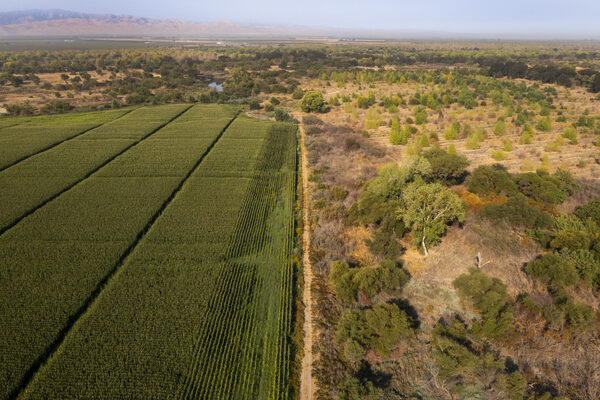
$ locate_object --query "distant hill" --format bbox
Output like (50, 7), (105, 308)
(0, 9), (282, 37)
(0, 9), (104, 25)
(2, 9), (574, 40)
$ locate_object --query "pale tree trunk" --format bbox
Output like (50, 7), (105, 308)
(422, 235), (428, 256)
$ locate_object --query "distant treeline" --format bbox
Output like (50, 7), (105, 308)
(486, 60), (600, 92)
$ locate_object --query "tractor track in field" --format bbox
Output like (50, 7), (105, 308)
(298, 121), (317, 400)
(0, 105), (190, 236)
(0, 108), (135, 174)
(8, 106), (240, 400)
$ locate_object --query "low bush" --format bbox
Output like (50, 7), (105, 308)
(575, 197), (600, 225)
(453, 268), (515, 338)
(525, 253), (579, 289)
(336, 302), (413, 357)
(468, 164), (518, 196)
(422, 147), (469, 184)
(479, 194), (553, 229)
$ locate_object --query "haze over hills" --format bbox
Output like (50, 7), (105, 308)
(0, 9), (599, 40)
(0, 9), (566, 40)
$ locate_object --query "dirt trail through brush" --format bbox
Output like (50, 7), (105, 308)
(298, 121), (316, 400)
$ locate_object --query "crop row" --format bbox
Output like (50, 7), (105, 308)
(0, 105), (239, 400)
(178, 120), (298, 400)
(18, 115), (298, 400)
(0, 104), (190, 231)
(0, 108), (127, 170)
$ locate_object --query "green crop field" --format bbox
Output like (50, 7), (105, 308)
(0, 105), (298, 400)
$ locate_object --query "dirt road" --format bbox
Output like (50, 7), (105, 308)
(299, 122), (316, 400)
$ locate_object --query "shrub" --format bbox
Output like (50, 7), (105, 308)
(526, 253), (579, 289)
(536, 117), (552, 132)
(344, 137), (360, 151)
(575, 197), (600, 225)
(367, 224), (405, 259)
(330, 185), (348, 201)
(479, 194), (553, 229)
(300, 90), (325, 112)
(562, 127), (578, 144)
(336, 303), (413, 356)
(41, 100), (73, 113)
(514, 171), (570, 204)
(494, 120), (507, 136)
(248, 99), (261, 110)
(274, 109), (296, 122)
(414, 106), (427, 125)
(364, 303), (413, 355)
(491, 150), (505, 161)
(292, 87), (304, 99)
(422, 147), (469, 184)
(565, 249), (600, 287)
(563, 300), (595, 332)
(468, 164), (518, 196)
(338, 377), (379, 400)
(445, 121), (460, 140)
(330, 259), (409, 302)
(453, 268), (515, 337)
(264, 103), (274, 112)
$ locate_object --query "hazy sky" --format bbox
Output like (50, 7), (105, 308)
(1, 0), (600, 38)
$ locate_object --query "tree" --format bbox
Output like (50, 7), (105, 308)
(422, 147), (469, 184)
(399, 182), (466, 255)
(536, 117), (552, 132)
(300, 90), (325, 113)
(389, 117), (402, 145)
(494, 120), (507, 136)
(468, 164), (518, 196)
(414, 106), (427, 125)
(591, 73), (600, 93)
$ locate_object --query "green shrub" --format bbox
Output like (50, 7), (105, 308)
(248, 99), (261, 110)
(491, 150), (505, 161)
(330, 259), (409, 302)
(468, 164), (518, 196)
(365, 303), (413, 355)
(536, 117), (552, 132)
(445, 121), (460, 140)
(292, 87), (304, 99)
(330, 185), (348, 201)
(502, 371), (528, 400)
(562, 127), (578, 144)
(563, 300), (595, 332)
(338, 377), (379, 400)
(575, 197), (600, 225)
(336, 303), (413, 357)
(479, 194), (553, 229)
(414, 106), (427, 125)
(514, 171), (569, 204)
(367, 224), (405, 259)
(564, 249), (600, 287)
(494, 120), (507, 136)
(422, 147), (469, 184)
(274, 108), (297, 122)
(526, 253), (579, 289)
(300, 90), (325, 113)
(453, 268), (515, 337)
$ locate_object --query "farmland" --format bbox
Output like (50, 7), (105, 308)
(0, 105), (298, 399)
